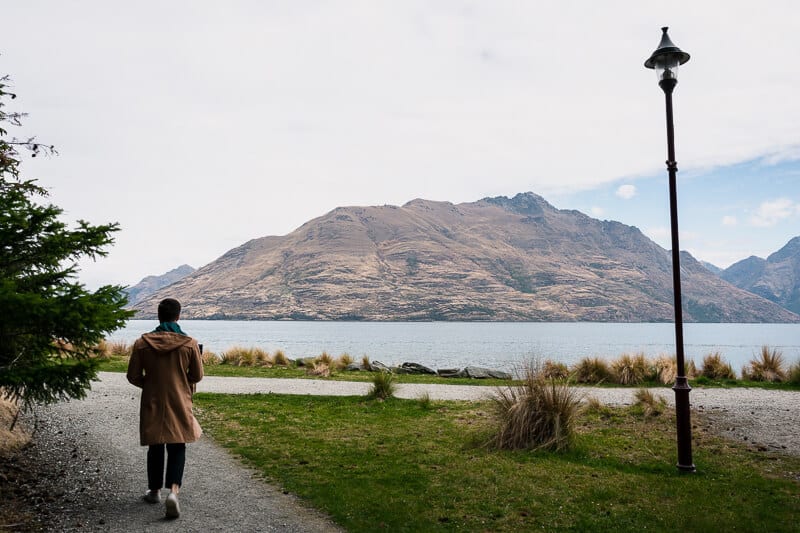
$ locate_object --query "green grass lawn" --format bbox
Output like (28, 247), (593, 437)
(193, 393), (800, 532)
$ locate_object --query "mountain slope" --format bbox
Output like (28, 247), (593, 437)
(722, 236), (800, 314)
(125, 264), (196, 307)
(131, 193), (800, 323)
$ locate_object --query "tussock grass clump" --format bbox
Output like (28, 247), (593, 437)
(651, 355), (677, 384)
(306, 361), (331, 377)
(335, 353), (353, 370)
(488, 361), (580, 452)
(417, 392), (433, 410)
(700, 352), (736, 380)
(316, 351), (334, 367)
(610, 353), (650, 385)
(272, 349), (289, 366)
(633, 388), (667, 417)
(94, 340), (132, 359)
(571, 357), (611, 384)
(107, 341), (133, 358)
(742, 346), (787, 382)
(361, 355), (371, 369)
(201, 350), (221, 366)
(788, 361), (800, 385)
(583, 396), (604, 412)
(221, 346), (272, 367)
(367, 371), (396, 400)
(542, 359), (570, 380)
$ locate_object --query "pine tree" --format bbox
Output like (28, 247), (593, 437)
(0, 74), (133, 409)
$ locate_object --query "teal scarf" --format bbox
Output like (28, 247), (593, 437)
(153, 322), (187, 336)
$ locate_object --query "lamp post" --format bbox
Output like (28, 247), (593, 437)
(645, 26), (695, 473)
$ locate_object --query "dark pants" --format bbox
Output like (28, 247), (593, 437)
(147, 443), (186, 491)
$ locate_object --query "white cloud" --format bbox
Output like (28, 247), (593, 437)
(749, 198), (800, 227)
(616, 185), (637, 200)
(721, 215), (738, 226)
(590, 207), (605, 217)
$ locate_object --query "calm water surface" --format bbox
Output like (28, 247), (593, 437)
(110, 321), (800, 373)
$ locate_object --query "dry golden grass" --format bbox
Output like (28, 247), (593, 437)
(700, 352), (736, 380)
(571, 357), (611, 384)
(610, 353), (650, 385)
(0, 398), (29, 455)
(273, 349), (289, 366)
(633, 388), (668, 417)
(742, 346), (787, 382)
(221, 346), (272, 367)
(316, 351), (334, 367)
(306, 361), (331, 377)
(651, 355), (676, 384)
(201, 350), (221, 366)
(361, 355), (371, 369)
(488, 361), (580, 452)
(789, 360), (800, 385)
(335, 353), (354, 370)
(583, 396), (604, 412)
(542, 359), (570, 380)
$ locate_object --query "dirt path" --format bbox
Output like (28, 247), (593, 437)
(22, 374), (343, 532)
(17, 372), (800, 531)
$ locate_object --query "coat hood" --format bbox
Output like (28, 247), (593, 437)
(140, 332), (195, 354)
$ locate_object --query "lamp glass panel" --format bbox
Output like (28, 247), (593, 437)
(654, 54), (680, 82)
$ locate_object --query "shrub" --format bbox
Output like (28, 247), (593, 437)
(610, 353), (650, 385)
(361, 355), (371, 369)
(634, 388), (667, 417)
(742, 346), (787, 382)
(700, 352), (736, 380)
(542, 359), (570, 380)
(488, 361), (580, 452)
(367, 371), (396, 400)
(273, 349), (289, 366)
(571, 357), (611, 384)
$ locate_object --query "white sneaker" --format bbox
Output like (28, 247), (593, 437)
(143, 490), (161, 504)
(165, 492), (180, 519)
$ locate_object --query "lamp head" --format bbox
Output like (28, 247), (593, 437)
(645, 27), (690, 84)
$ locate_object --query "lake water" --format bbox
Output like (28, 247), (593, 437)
(109, 321), (800, 374)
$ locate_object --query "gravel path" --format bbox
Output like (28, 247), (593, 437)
(20, 372), (800, 531)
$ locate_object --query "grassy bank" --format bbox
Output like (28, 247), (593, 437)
(96, 355), (800, 389)
(194, 393), (800, 532)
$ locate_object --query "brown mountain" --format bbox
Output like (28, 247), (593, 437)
(721, 236), (800, 315)
(131, 193), (800, 323)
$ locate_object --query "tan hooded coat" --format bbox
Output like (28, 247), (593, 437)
(127, 331), (204, 446)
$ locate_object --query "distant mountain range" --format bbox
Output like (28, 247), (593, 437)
(125, 264), (195, 307)
(129, 193), (799, 323)
(720, 236), (800, 315)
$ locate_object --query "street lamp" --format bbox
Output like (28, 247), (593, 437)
(645, 26), (695, 473)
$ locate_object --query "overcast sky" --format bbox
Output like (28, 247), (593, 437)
(3, 1), (799, 289)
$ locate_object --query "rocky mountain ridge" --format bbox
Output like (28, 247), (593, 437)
(124, 264), (195, 307)
(721, 236), (800, 315)
(131, 193), (800, 323)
